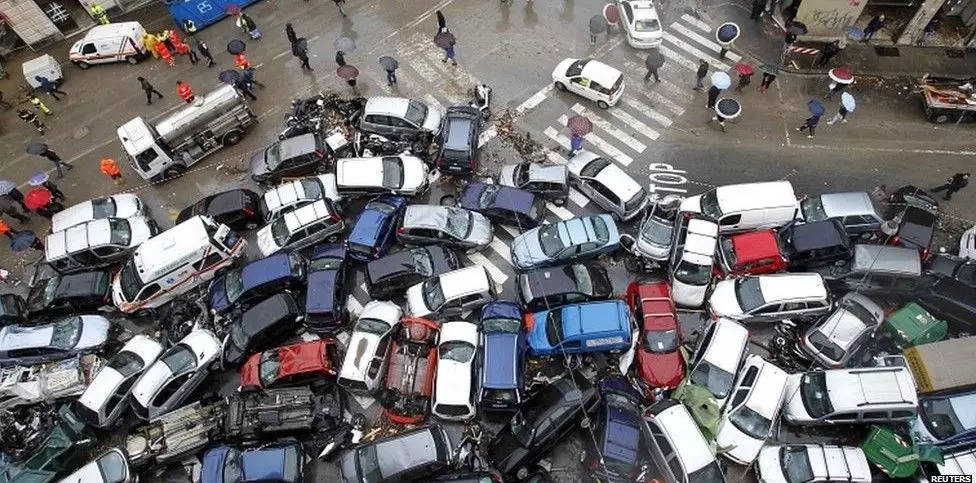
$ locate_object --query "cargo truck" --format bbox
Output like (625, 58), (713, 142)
(904, 337), (976, 450)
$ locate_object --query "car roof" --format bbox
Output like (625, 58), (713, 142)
(701, 318), (749, 371)
(240, 294), (299, 333)
(374, 428), (441, 476)
(337, 156), (390, 186)
(784, 220), (847, 251)
(741, 357), (789, 418)
(729, 230), (780, 262)
(484, 331), (519, 388)
(365, 96), (410, 116)
(560, 300), (628, 336)
(461, 183), (535, 214)
(653, 403), (715, 473)
(756, 273), (827, 303)
(526, 163), (567, 182)
(715, 181), (797, 213)
(440, 266), (491, 299)
(443, 116), (474, 150)
(627, 0), (660, 17)
(283, 199), (336, 233)
(682, 219), (719, 265)
(818, 192), (878, 218)
(825, 367), (918, 408)
(0, 322), (54, 349)
(277, 133), (318, 160)
(350, 204), (394, 245)
(57, 270), (108, 297)
(852, 245), (920, 274)
(403, 205), (456, 229)
(636, 281), (677, 330)
(520, 265), (583, 297)
(206, 190), (249, 216)
(578, 59), (624, 87)
(593, 161), (642, 201)
(814, 293), (882, 350)
(241, 252), (297, 289)
(800, 445), (872, 481)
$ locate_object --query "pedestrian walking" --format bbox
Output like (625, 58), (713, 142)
(816, 39), (844, 66)
(333, 0), (347, 17)
(0, 197), (29, 224)
(100, 158), (124, 185)
(177, 80), (194, 103)
(35, 76), (66, 101)
(36, 149), (73, 179)
(234, 52), (251, 70)
(195, 38), (215, 67)
(569, 133), (583, 156)
(16, 109), (45, 134)
(826, 105), (850, 125)
(242, 67), (265, 89)
(644, 66), (659, 82)
(381, 56), (399, 86)
(236, 12), (261, 39)
(706, 85), (722, 109)
(286, 23), (297, 45)
(335, 50), (346, 67)
(750, 0), (764, 20)
(694, 59), (709, 90)
(824, 81), (846, 101)
(155, 41), (175, 67)
(734, 72), (752, 93)
(708, 114), (728, 132)
(28, 96), (52, 116)
(932, 173), (969, 200)
(137, 76), (164, 105)
(797, 114), (821, 138)
(759, 71), (777, 92)
(293, 41), (313, 71)
(863, 14), (885, 42)
(37, 179), (64, 202)
(918, 17), (940, 45)
(4, 188), (28, 213)
(234, 78), (258, 101)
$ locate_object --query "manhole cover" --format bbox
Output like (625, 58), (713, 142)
(72, 126), (89, 139)
(874, 46), (900, 57)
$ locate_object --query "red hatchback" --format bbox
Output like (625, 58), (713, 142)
(715, 230), (788, 278)
(240, 339), (341, 392)
(626, 281), (685, 393)
(380, 317), (440, 425)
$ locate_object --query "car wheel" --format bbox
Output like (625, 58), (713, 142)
(554, 81), (567, 91)
(932, 112), (952, 124)
(223, 130), (244, 146)
(516, 467), (530, 480)
(553, 197), (566, 206)
(126, 55), (139, 65)
(327, 233), (340, 242)
(163, 165), (187, 179)
(597, 100), (610, 109)
(74, 61), (90, 69)
(580, 416), (591, 428)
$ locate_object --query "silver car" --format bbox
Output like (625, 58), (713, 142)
(498, 162), (570, 206)
(359, 96), (442, 140)
(256, 199), (345, 256)
(0, 315), (111, 367)
(129, 329), (222, 420)
(801, 292), (884, 368)
(397, 205), (493, 253)
(567, 151), (649, 221)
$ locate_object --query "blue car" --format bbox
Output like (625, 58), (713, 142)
(305, 244), (348, 333)
(477, 301), (527, 411)
(208, 251), (306, 316)
(525, 300), (632, 356)
(459, 182), (544, 229)
(347, 195), (407, 262)
(582, 375), (645, 481)
(202, 442), (304, 483)
(510, 214), (620, 270)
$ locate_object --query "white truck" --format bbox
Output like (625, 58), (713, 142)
(117, 84), (257, 182)
(0, 355), (103, 411)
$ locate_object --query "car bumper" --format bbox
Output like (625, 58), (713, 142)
(627, 35), (663, 49)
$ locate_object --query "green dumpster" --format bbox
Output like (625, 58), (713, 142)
(883, 303), (947, 349)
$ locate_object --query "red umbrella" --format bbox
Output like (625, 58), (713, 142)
(828, 67), (854, 84)
(336, 65), (359, 80)
(734, 63), (754, 76)
(566, 115), (593, 136)
(603, 4), (620, 24)
(24, 187), (51, 211)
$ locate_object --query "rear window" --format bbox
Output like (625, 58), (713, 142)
(348, 242), (373, 255)
(634, 18), (660, 32)
(404, 101), (428, 127)
(381, 157), (404, 189)
(800, 197), (826, 222)
(591, 217), (610, 242)
(91, 198), (116, 218)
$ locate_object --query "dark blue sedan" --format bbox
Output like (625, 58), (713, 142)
(347, 195), (407, 262)
(459, 182), (544, 229)
(583, 375), (645, 482)
(477, 300), (527, 411)
(208, 252), (306, 316)
(305, 244), (348, 333)
(202, 442), (304, 483)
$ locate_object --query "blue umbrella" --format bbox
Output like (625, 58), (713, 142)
(845, 26), (864, 41)
(716, 22), (740, 44)
(28, 172), (49, 187)
(10, 232), (36, 252)
(807, 99), (825, 116)
(841, 92), (856, 112)
(711, 72), (731, 89)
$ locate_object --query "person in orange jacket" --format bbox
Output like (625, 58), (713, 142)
(100, 158), (124, 185)
(234, 52), (250, 70)
(177, 81), (194, 103)
(155, 41), (175, 67)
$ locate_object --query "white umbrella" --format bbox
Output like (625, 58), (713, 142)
(841, 92), (856, 111)
(711, 72), (731, 89)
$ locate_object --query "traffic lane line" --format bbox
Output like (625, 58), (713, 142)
(467, 251), (509, 285)
(670, 23), (743, 63)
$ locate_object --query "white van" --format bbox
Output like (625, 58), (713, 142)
(69, 21), (148, 69)
(681, 181), (798, 233)
(111, 215), (246, 315)
(783, 366), (918, 426)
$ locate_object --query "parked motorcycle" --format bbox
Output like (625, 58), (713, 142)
(469, 84), (492, 120)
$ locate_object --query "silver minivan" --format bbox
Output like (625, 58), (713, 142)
(359, 96), (442, 140)
(567, 150), (649, 221)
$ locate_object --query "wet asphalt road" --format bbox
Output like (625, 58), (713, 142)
(0, 0), (973, 482)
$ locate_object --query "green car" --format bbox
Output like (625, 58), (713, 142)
(0, 406), (96, 483)
(883, 302), (947, 349)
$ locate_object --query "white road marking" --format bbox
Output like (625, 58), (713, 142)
(489, 238), (513, 265)
(626, 56), (696, 102)
(620, 97), (674, 128)
(570, 104), (647, 152)
(604, 102), (662, 139)
(499, 224), (521, 238)
(544, 125), (571, 149)
(478, 125), (497, 147)
(681, 13), (714, 33)
(401, 46), (443, 84)
(467, 251), (509, 284)
(657, 44), (699, 71)
(670, 23), (743, 62)
(643, 90), (686, 116)
(663, 32), (732, 71)
(546, 202), (576, 220)
(346, 295), (364, 317)
(516, 84), (555, 115)
(556, 115), (634, 166)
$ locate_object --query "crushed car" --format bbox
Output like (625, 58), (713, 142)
(223, 385), (344, 442)
(379, 317), (439, 424)
(0, 354), (103, 411)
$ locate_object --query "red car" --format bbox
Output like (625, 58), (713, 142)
(239, 339), (341, 392)
(626, 281), (685, 394)
(379, 317), (439, 424)
(715, 230), (788, 278)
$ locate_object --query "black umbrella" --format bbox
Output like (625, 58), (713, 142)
(10, 232), (36, 252)
(227, 39), (247, 55)
(218, 70), (242, 85)
(26, 140), (48, 156)
(759, 62), (779, 75)
(589, 15), (607, 35)
(645, 51), (665, 69)
(716, 22), (740, 44)
(788, 22), (808, 35)
(378, 56), (398, 71)
(716, 98), (742, 119)
(434, 31), (456, 49)
(337, 65), (360, 80)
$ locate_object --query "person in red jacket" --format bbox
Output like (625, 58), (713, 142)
(155, 40), (175, 67)
(176, 81), (194, 103)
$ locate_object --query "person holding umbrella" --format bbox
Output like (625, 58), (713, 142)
(706, 72), (730, 109)
(827, 92), (855, 126)
(863, 14), (885, 42)
(433, 29), (458, 66)
(825, 67), (853, 100)
(715, 22), (739, 60)
(286, 23), (298, 45)
(569, 133), (584, 156)
(25, 186), (61, 219)
(379, 56), (399, 86)
(733, 63), (753, 93)
(0, 196), (29, 224)
(0, 183), (29, 213)
(566, 115), (592, 156)
(709, 97), (741, 133)
(10, 230), (44, 252)
(644, 51), (664, 82)
(28, 142), (73, 179)
(337, 64), (360, 91)
(293, 39), (312, 71)
(589, 15), (607, 44)
(436, 10), (448, 34)
(798, 100), (824, 138)
(236, 11), (261, 40)
(29, 172), (64, 202)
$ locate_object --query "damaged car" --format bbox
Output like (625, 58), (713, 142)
(130, 328), (222, 421)
(240, 338), (341, 392)
(76, 334), (163, 428)
(0, 355), (103, 411)
(379, 317), (440, 424)
(223, 385), (344, 441)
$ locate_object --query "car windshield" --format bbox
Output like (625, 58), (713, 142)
(118, 259), (143, 302)
(230, 324), (248, 351)
(410, 249), (433, 276)
(640, 216), (673, 246)
(264, 143), (283, 170)
(625, 189), (648, 212)
(566, 59), (587, 77)
(807, 331), (845, 362)
(690, 362), (734, 399)
(514, 164), (530, 185)
(222, 448), (242, 483)
(688, 461), (725, 483)
(842, 299), (877, 326)
(729, 405), (772, 439)
(569, 264), (594, 295)
(700, 191), (723, 219)
(634, 18), (661, 32)
(223, 269), (245, 303)
(36, 277), (59, 307)
(381, 157), (404, 189)
(801, 197), (827, 222)
(921, 397), (969, 440)
(545, 310), (564, 345)
(309, 256), (341, 271)
(404, 100), (428, 127)
(580, 158), (611, 178)
(50, 317), (82, 349)
(482, 317), (521, 333)
(300, 178), (323, 199)
(357, 445), (383, 481)
(91, 198), (116, 218)
(159, 344), (197, 374)
(643, 329), (679, 353)
(423, 278), (446, 310)
(734, 277), (766, 312)
(270, 218), (291, 247)
(605, 391), (639, 412)
(799, 372), (833, 418)
(355, 317), (392, 335)
(445, 208), (472, 239)
(510, 412), (534, 446)
(674, 260), (711, 285)
(258, 350), (280, 387)
(439, 341), (475, 363)
(538, 225), (566, 257)
(478, 184), (500, 208)
(780, 446), (814, 483)
(107, 351), (144, 377)
(108, 219), (132, 246)
(96, 452), (128, 483)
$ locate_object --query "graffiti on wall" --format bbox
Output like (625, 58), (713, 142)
(797, 0), (867, 36)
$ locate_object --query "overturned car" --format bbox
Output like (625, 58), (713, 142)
(379, 317), (440, 424)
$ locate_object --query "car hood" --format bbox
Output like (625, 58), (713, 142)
(114, 194), (143, 218)
(339, 332), (382, 382)
(405, 283), (432, 318)
(552, 58), (576, 81)
(637, 350), (684, 388)
(756, 447), (788, 483)
(129, 217), (156, 245)
(716, 418), (765, 465)
(672, 280), (708, 308)
(78, 316), (111, 350)
(256, 225), (280, 257)
(208, 277), (231, 314)
(249, 152), (270, 178)
(781, 374), (807, 422)
(681, 194), (704, 214)
(338, 451), (358, 482)
(498, 165), (517, 188)
(708, 281), (744, 318)
(466, 213), (494, 247)
(526, 312), (554, 353)
(402, 158), (429, 193)
(422, 106), (443, 135)
(511, 230), (547, 269)
(488, 428), (530, 475)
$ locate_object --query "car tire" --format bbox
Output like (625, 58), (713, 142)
(932, 112), (952, 124)
(554, 81), (567, 91)
(163, 165), (187, 179)
(597, 100), (610, 109)
(74, 61), (90, 69)
(126, 55), (139, 65)
(223, 130), (244, 146)
(516, 467), (530, 480)
(580, 416), (591, 428)
(327, 233), (340, 242)
(553, 197), (566, 206)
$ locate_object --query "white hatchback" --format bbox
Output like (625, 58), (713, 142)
(337, 301), (402, 393)
(552, 58), (625, 109)
(670, 217), (718, 308)
(618, 0), (664, 48)
(432, 321), (479, 420)
(715, 355), (789, 465)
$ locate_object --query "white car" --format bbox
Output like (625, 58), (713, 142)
(687, 317), (750, 408)
(336, 155), (429, 198)
(0, 355), (103, 411)
(129, 329), (221, 421)
(77, 334), (163, 428)
(552, 58), (625, 109)
(715, 355), (789, 465)
(618, 0), (664, 48)
(670, 217), (718, 308)
(756, 444), (872, 483)
(708, 273), (831, 323)
(57, 448), (133, 483)
(256, 199), (345, 256)
(406, 266), (495, 318)
(260, 174), (340, 222)
(960, 224), (976, 259)
(51, 194), (145, 233)
(337, 301), (402, 393)
(432, 321), (479, 420)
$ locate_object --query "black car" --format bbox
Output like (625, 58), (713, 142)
(436, 106), (482, 174)
(365, 246), (460, 299)
(0, 293), (27, 326)
(250, 133), (328, 185)
(459, 183), (544, 229)
(176, 189), (263, 232)
(27, 269), (113, 319)
(487, 374), (601, 480)
(917, 278), (976, 336)
(223, 385), (343, 442)
(516, 263), (613, 312)
(925, 253), (976, 288)
(778, 219), (853, 271)
(582, 376), (646, 482)
(305, 244), (349, 333)
(889, 185), (939, 259)
(223, 293), (303, 365)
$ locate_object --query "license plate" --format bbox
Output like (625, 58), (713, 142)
(585, 336), (623, 348)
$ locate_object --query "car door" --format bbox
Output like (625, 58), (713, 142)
(80, 42), (98, 61)
(568, 77), (592, 97)
(618, 1), (634, 35)
(364, 114), (393, 135)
